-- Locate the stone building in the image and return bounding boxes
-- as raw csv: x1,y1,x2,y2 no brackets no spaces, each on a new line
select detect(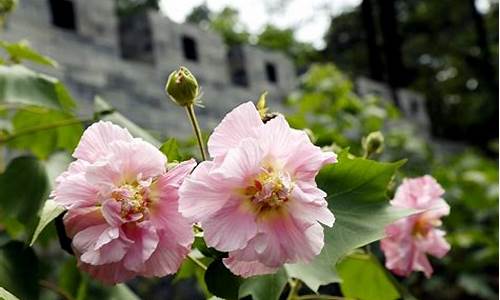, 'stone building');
2,0,296,137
